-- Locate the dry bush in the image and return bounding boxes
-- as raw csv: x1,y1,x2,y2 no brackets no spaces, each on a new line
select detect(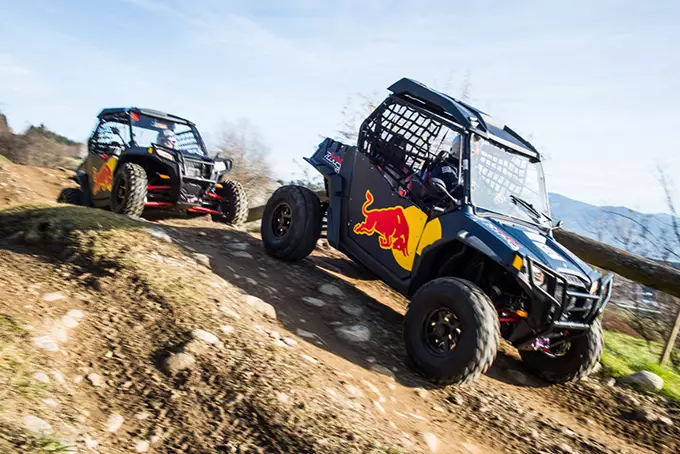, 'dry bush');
0,114,82,169
212,119,276,207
